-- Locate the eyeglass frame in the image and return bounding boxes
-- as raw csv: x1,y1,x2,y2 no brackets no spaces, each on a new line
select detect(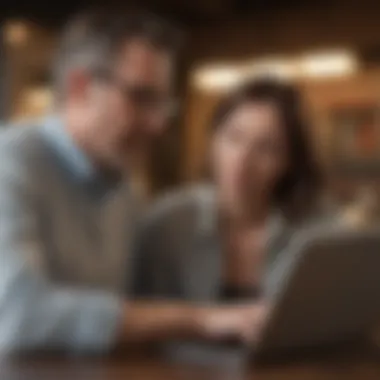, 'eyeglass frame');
91,67,178,117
